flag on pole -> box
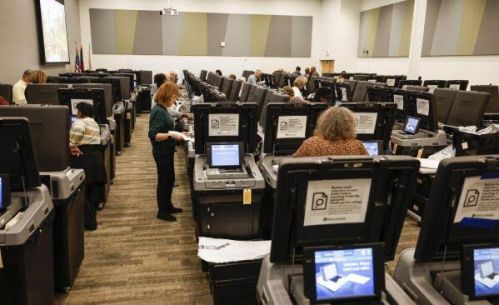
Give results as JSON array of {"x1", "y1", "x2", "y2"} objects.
[
  {"x1": 88, "y1": 44, "x2": 93, "y2": 71},
  {"x1": 74, "y1": 46, "x2": 81, "y2": 73},
  {"x1": 80, "y1": 45, "x2": 85, "y2": 72}
]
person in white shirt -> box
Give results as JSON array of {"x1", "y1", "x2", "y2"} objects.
[
  {"x1": 12, "y1": 70, "x2": 32, "y2": 105},
  {"x1": 151, "y1": 73, "x2": 169, "y2": 109},
  {"x1": 292, "y1": 76, "x2": 308, "y2": 99},
  {"x1": 247, "y1": 69, "x2": 262, "y2": 85}
]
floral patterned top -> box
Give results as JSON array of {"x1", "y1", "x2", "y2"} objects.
[{"x1": 293, "y1": 136, "x2": 368, "y2": 157}]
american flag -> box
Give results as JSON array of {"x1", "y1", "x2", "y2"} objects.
[
  {"x1": 74, "y1": 47, "x2": 81, "y2": 73},
  {"x1": 80, "y1": 46, "x2": 85, "y2": 72}
]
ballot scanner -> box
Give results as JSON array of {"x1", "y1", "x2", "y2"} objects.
[
  {"x1": 192, "y1": 102, "x2": 265, "y2": 239},
  {"x1": 256, "y1": 156, "x2": 420, "y2": 305},
  {"x1": 390, "y1": 91, "x2": 449, "y2": 156},
  {"x1": 0, "y1": 118, "x2": 56, "y2": 305},
  {"x1": 0, "y1": 106, "x2": 87, "y2": 292},
  {"x1": 393, "y1": 155, "x2": 499, "y2": 305}
]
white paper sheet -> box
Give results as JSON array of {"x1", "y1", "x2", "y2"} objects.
[
  {"x1": 198, "y1": 237, "x2": 271, "y2": 263},
  {"x1": 418, "y1": 158, "x2": 440, "y2": 170},
  {"x1": 429, "y1": 145, "x2": 456, "y2": 161},
  {"x1": 167, "y1": 131, "x2": 194, "y2": 142}
]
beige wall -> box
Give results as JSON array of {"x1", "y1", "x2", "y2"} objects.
[{"x1": 0, "y1": 0, "x2": 81, "y2": 84}]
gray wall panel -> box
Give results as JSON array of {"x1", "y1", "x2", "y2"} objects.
[
  {"x1": 291, "y1": 16, "x2": 312, "y2": 57},
  {"x1": 162, "y1": 15, "x2": 182, "y2": 55},
  {"x1": 265, "y1": 16, "x2": 292, "y2": 57},
  {"x1": 133, "y1": 11, "x2": 163, "y2": 55},
  {"x1": 90, "y1": 9, "x2": 117, "y2": 54},
  {"x1": 207, "y1": 13, "x2": 229, "y2": 56}
]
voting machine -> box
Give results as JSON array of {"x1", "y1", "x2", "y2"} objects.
[
  {"x1": 191, "y1": 102, "x2": 265, "y2": 239},
  {"x1": 394, "y1": 155, "x2": 499, "y2": 305},
  {"x1": 256, "y1": 155, "x2": 420, "y2": 305}
]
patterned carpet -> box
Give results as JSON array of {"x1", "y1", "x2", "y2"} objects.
[
  {"x1": 55, "y1": 113, "x2": 420, "y2": 304},
  {"x1": 55, "y1": 114, "x2": 212, "y2": 305}
]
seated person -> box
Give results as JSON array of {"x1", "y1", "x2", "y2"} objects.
[
  {"x1": 282, "y1": 86, "x2": 294, "y2": 97},
  {"x1": 247, "y1": 69, "x2": 262, "y2": 85},
  {"x1": 292, "y1": 76, "x2": 308, "y2": 98},
  {"x1": 69, "y1": 102, "x2": 105, "y2": 230},
  {"x1": 294, "y1": 107, "x2": 368, "y2": 157},
  {"x1": 12, "y1": 69, "x2": 32, "y2": 105},
  {"x1": 283, "y1": 85, "x2": 306, "y2": 104},
  {"x1": 30, "y1": 70, "x2": 47, "y2": 83},
  {"x1": 309, "y1": 66, "x2": 320, "y2": 77},
  {"x1": 216, "y1": 69, "x2": 223, "y2": 76},
  {"x1": 228, "y1": 74, "x2": 237, "y2": 80},
  {"x1": 291, "y1": 66, "x2": 301, "y2": 76}
]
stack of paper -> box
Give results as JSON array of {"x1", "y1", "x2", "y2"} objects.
[
  {"x1": 198, "y1": 237, "x2": 271, "y2": 263},
  {"x1": 168, "y1": 131, "x2": 194, "y2": 142}
]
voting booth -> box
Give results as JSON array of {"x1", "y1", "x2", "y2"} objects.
[
  {"x1": 390, "y1": 91, "x2": 448, "y2": 156},
  {"x1": 341, "y1": 102, "x2": 397, "y2": 152},
  {"x1": 256, "y1": 156, "x2": 419, "y2": 305},
  {"x1": 0, "y1": 106, "x2": 86, "y2": 292},
  {"x1": 394, "y1": 155, "x2": 499, "y2": 305},
  {"x1": 191, "y1": 102, "x2": 264, "y2": 239},
  {"x1": 57, "y1": 88, "x2": 113, "y2": 204},
  {"x1": 258, "y1": 102, "x2": 328, "y2": 237},
  {"x1": 0, "y1": 118, "x2": 56, "y2": 305}
]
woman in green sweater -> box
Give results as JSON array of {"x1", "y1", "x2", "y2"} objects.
[{"x1": 148, "y1": 82, "x2": 184, "y2": 222}]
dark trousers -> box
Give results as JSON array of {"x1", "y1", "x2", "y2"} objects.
[
  {"x1": 153, "y1": 152, "x2": 175, "y2": 213},
  {"x1": 85, "y1": 182, "x2": 103, "y2": 229}
]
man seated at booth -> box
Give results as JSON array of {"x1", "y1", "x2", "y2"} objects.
[
  {"x1": 294, "y1": 107, "x2": 368, "y2": 157},
  {"x1": 247, "y1": 69, "x2": 263, "y2": 85},
  {"x1": 69, "y1": 102, "x2": 105, "y2": 230}
]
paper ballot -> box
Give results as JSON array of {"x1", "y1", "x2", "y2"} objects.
[
  {"x1": 167, "y1": 131, "x2": 194, "y2": 142},
  {"x1": 198, "y1": 237, "x2": 271, "y2": 263}
]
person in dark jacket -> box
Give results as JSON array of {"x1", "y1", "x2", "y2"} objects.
[
  {"x1": 149, "y1": 82, "x2": 185, "y2": 222},
  {"x1": 69, "y1": 102, "x2": 105, "y2": 230}
]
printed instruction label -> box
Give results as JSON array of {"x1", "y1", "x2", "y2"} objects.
[
  {"x1": 341, "y1": 87, "x2": 348, "y2": 101},
  {"x1": 208, "y1": 113, "x2": 239, "y2": 136},
  {"x1": 449, "y1": 84, "x2": 460, "y2": 90},
  {"x1": 276, "y1": 116, "x2": 307, "y2": 139},
  {"x1": 386, "y1": 79, "x2": 396, "y2": 87},
  {"x1": 453, "y1": 176, "x2": 499, "y2": 223},
  {"x1": 70, "y1": 99, "x2": 94, "y2": 116},
  {"x1": 427, "y1": 85, "x2": 438, "y2": 93},
  {"x1": 352, "y1": 112, "x2": 378, "y2": 135},
  {"x1": 416, "y1": 98, "x2": 430, "y2": 116},
  {"x1": 393, "y1": 95, "x2": 404, "y2": 110},
  {"x1": 304, "y1": 178, "x2": 372, "y2": 226}
]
